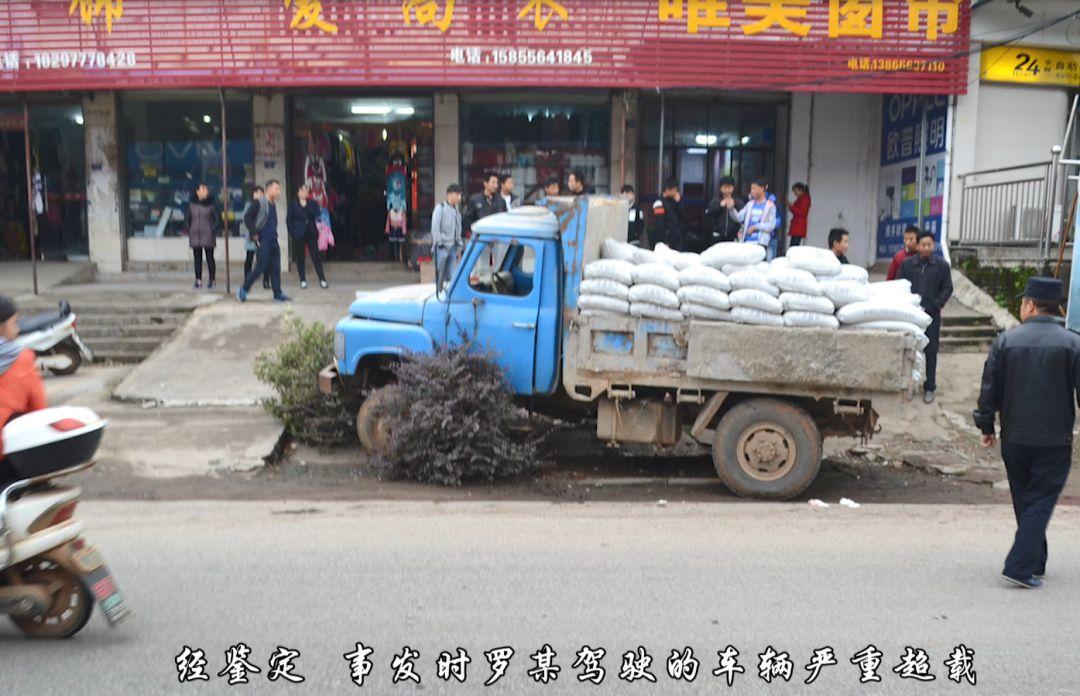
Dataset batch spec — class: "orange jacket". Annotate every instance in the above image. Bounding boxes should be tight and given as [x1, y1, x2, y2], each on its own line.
[0, 350, 47, 458]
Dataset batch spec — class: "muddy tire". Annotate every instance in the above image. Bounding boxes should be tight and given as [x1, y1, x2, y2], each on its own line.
[9, 558, 94, 639]
[712, 398, 821, 500]
[47, 342, 81, 377]
[356, 385, 404, 455]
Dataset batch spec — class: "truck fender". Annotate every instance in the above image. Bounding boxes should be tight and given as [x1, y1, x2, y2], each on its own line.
[341, 321, 436, 376]
[690, 391, 729, 444]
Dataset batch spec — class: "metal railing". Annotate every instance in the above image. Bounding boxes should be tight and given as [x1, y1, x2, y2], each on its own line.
[957, 161, 1052, 246]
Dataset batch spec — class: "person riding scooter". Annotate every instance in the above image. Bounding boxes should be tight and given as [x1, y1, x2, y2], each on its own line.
[0, 295, 47, 477]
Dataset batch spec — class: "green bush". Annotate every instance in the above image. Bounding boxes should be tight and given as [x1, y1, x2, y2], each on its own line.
[254, 313, 353, 446]
[957, 259, 1041, 318]
[376, 343, 541, 486]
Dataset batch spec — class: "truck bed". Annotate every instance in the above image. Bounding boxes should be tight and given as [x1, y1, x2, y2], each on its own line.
[563, 314, 919, 402]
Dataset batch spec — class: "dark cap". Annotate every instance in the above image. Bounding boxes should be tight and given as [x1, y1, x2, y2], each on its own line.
[0, 295, 16, 324]
[1020, 277, 1063, 302]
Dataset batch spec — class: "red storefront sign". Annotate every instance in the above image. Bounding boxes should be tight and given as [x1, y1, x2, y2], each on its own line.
[0, 1, 971, 94]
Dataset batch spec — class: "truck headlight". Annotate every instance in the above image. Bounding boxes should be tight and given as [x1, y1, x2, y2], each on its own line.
[334, 331, 345, 362]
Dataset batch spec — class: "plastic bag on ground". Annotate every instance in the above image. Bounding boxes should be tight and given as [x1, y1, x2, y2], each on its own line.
[631, 263, 681, 292]
[820, 279, 870, 308]
[681, 303, 736, 322]
[628, 283, 680, 309]
[601, 238, 637, 262]
[580, 278, 630, 301]
[677, 285, 731, 311]
[584, 259, 634, 286]
[578, 294, 630, 315]
[729, 269, 780, 297]
[678, 265, 731, 292]
[783, 311, 840, 330]
[630, 302, 685, 322]
[701, 242, 765, 269]
[767, 264, 823, 296]
[729, 288, 784, 314]
[732, 306, 786, 326]
[780, 292, 835, 314]
[787, 245, 842, 277]
[837, 300, 933, 329]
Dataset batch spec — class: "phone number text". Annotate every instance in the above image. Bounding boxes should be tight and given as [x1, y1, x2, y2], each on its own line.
[450, 47, 594, 66]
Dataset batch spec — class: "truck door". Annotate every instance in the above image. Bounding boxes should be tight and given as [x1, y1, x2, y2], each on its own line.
[446, 237, 544, 395]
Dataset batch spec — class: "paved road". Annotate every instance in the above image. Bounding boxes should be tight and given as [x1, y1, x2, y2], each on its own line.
[3, 501, 1079, 695]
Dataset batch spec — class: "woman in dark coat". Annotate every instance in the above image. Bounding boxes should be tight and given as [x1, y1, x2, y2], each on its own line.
[185, 183, 222, 289]
[286, 184, 328, 289]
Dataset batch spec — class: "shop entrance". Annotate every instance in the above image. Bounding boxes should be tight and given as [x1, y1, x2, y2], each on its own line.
[290, 96, 434, 264]
[0, 104, 87, 261]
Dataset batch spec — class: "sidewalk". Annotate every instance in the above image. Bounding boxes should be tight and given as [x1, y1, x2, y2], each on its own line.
[0, 260, 94, 299]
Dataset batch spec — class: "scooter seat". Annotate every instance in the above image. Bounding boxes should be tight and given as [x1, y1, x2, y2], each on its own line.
[16, 301, 71, 334]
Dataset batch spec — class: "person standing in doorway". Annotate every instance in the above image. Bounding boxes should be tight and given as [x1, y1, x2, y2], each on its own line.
[288, 184, 328, 290]
[728, 179, 776, 251]
[652, 180, 684, 251]
[787, 183, 811, 249]
[463, 171, 506, 237]
[705, 176, 744, 245]
[899, 230, 952, 404]
[238, 180, 289, 303]
[431, 184, 464, 292]
[974, 277, 1080, 589]
[887, 225, 920, 281]
[567, 170, 590, 196]
[242, 186, 270, 290]
[828, 228, 850, 264]
[499, 174, 517, 211]
[621, 185, 645, 246]
[185, 183, 221, 289]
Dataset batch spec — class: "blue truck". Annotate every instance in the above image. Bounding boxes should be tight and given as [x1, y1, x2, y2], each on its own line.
[320, 198, 919, 499]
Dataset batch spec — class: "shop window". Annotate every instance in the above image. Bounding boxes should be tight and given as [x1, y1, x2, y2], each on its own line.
[468, 241, 535, 297]
[461, 100, 610, 204]
[122, 93, 253, 239]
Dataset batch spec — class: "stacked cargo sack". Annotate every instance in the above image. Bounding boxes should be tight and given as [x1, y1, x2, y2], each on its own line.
[701, 243, 782, 326]
[578, 254, 634, 316]
[766, 257, 838, 329]
[839, 279, 931, 351]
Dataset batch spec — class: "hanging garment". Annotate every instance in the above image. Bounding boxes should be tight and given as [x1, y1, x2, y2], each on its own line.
[304, 154, 329, 209]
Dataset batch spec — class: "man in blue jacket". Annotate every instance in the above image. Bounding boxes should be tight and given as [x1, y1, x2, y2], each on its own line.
[238, 180, 289, 303]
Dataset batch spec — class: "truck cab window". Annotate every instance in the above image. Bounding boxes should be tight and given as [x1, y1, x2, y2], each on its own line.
[468, 241, 535, 297]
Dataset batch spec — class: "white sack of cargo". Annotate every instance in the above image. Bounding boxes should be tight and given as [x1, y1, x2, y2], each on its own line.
[780, 292, 835, 314]
[581, 309, 626, 318]
[732, 306, 786, 327]
[837, 300, 933, 330]
[584, 259, 634, 286]
[722, 261, 770, 276]
[784, 311, 840, 330]
[682, 303, 736, 322]
[578, 294, 630, 315]
[681, 252, 703, 267]
[653, 242, 700, 270]
[767, 264, 823, 296]
[831, 264, 870, 283]
[820, 279, 870, 308]
[678, 265, 730, 292]
[787, 245, 842, 277]
[631, 263, 681, 292]
[701, 241, 765, 269]
[677, 285, 732, 311]
[729, 269, 780, 297]
[867, 279, 911, 295]
[729, 288, 784, 314]
[630, 302, 685, 322]
[847, 320, 930, 351]
[600, 238, 637, 262]
[632, 246, 659, 265]
[579, 278, 630, 301]
[628, 283, 680, 309]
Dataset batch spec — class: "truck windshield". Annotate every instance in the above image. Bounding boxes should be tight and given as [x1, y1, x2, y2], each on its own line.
[468, 241, 535, 297]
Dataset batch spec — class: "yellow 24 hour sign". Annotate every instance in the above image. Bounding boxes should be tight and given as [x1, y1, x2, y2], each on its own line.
[981, 45, 1080, 88]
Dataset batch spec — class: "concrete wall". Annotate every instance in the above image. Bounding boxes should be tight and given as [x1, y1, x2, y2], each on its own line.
[434, 91, 460, 197]
[82, 91, 124, 274]
[252, 93, 289, 270]
[974, 84, 1068, 171]
[610, 90, 638, 192]
[787, 92, 882, 267]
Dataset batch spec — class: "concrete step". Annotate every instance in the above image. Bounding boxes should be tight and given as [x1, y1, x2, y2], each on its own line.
[78, 325, 179, 340]
[74, 314, 187, 328]
[91, 349, 156, 365]
[940, 325, 1000, 339]
[21, 303, 195, 316]
[941, 313, 997, 328]
[940, 336, 994, 353]
[84, 337, 164, 355]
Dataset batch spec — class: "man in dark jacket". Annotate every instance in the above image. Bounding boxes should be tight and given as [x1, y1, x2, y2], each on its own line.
[899, 230, 953, 403]
[704, 176, 743, 244]
[621, 185, 645, 245]
[238, 180, 289, 303]
[463, 172, 506, 237]
[974, 277, 1080, 589]
[651, 179, 684, 251]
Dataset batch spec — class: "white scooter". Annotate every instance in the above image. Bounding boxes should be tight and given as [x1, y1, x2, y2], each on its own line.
[0, 406, 129, 638]
[15, 301, 94, 377]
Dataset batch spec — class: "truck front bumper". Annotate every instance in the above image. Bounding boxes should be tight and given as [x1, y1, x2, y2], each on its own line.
[318, 363, 339, 395]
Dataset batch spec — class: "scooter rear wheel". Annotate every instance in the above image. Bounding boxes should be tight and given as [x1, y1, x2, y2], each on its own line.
[46, 342, 81, 377]
[9, 557, 94, 639]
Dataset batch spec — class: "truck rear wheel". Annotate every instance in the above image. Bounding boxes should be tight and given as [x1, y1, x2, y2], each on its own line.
[712, 398, 821, 500]
[356, 386, 404, 455]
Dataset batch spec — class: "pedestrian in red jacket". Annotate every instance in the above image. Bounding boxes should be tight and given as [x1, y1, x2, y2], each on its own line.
[787, 183, 811, 247]
[887, 225, 920, 281]
[0, 296, 48, 461]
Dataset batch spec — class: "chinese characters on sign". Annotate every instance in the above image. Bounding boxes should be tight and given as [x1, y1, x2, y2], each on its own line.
[285, 0, 338, 34]
[69, 0, 123, 33]
[403, 0, 456, 33]
[175, 643, 976, 687]
[981, 45, 1080, 89]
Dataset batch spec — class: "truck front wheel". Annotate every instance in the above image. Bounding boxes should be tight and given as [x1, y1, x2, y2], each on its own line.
[712, 398, 821, 500]
[356, 386, 404, 455]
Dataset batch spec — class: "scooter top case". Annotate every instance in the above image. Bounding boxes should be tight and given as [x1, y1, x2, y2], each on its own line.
[1, 406, 105, 480]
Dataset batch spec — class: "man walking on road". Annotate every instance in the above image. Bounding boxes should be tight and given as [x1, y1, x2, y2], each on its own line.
[238, 180, 289, 303]
[899, 230, 952, 403]
[974, 277, 1080, 589]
